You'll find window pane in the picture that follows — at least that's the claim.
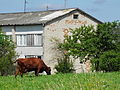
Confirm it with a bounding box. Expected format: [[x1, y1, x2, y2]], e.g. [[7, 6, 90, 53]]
[[27, 34, 34, 46], [16, 35, 20, 46], [34, 34, 43, 46], [25, 55, 36, 58], [16, 35, 27, 46], [23, 35, 27, 46]]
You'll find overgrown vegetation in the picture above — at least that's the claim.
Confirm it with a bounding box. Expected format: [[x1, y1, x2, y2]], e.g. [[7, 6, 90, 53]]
[[55, 55, 74, 73], [92, 50, 120, 72], [59, 21, 120, 72], [0, 72, 120, 90], [0, 28, 16, 76]]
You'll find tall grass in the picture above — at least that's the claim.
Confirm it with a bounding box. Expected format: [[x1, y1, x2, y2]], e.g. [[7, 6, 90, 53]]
[[0, 72, 120, 90]]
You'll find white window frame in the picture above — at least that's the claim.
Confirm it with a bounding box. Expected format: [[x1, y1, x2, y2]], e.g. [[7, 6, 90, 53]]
[[16, 31, 43, 47], [5, 31, 43, 47]]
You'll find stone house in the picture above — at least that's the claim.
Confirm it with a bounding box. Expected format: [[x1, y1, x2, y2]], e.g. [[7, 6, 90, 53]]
[[0, 8, 102, 74]]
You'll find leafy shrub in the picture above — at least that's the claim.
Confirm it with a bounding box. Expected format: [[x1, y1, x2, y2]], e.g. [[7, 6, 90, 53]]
[[92, 50, 120, 72], [55, 55, 74, 73], [0, 28, 16, 76]]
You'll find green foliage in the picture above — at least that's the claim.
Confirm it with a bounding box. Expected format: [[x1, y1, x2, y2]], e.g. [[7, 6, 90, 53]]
[[92, 50, 120, 72], [0, 72, 120, 90], [0, 28, 16, 76], [60, 25, 96, 59], [59, 21, 120, 71], [91, 22, 120, 71], [55, 55, 74, 73]]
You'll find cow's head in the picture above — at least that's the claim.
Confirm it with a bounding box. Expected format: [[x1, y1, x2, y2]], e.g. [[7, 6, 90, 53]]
[[45, 67, 51, 75]]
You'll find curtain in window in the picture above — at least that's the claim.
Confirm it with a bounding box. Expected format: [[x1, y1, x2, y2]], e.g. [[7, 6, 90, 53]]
[[27, 34, 34, 46], [34, 34, 42, 46], [16, 34, 42, 46], [16, 35, 27, 46]]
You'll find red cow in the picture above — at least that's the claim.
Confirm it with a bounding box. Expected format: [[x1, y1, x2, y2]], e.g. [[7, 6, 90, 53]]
[[15, 58, 51, 77]]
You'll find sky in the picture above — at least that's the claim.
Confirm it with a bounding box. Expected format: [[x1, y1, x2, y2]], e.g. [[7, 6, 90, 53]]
[[0, 0, 119, 22]]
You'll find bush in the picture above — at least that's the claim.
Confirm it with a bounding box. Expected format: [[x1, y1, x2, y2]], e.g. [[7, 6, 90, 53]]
[[55, 55, 74, 73], [0, 58, 15, 76], [0, 28, 16, 76], [92, 50, 120, 72]]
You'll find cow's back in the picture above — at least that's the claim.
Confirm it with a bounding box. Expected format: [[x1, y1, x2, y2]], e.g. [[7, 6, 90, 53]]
[[17, 58, 46, 68]]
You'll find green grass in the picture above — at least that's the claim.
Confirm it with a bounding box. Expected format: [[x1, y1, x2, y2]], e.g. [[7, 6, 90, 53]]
[[0, 72, 120, 90]]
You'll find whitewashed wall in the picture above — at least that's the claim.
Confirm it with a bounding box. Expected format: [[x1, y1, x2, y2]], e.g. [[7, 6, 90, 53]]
[[43, 11, 98, 74], [16, 47, 43, 58]]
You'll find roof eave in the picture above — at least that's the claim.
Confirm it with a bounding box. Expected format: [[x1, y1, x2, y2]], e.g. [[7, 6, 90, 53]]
[[46, 8, 103, 25], [0, 23, 45, 26], [75, 8, 103, 24]]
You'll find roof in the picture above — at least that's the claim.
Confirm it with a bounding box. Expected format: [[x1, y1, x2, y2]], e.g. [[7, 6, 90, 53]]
[[0, 8, 102, 26]]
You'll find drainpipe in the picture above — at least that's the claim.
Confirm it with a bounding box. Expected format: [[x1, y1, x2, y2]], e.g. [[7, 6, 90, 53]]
[[12, 26, 16, 43]]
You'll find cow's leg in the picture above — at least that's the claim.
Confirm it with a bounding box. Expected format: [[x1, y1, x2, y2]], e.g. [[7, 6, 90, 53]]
[[35, 70, 38, 76], [20, 71, 23, 77], [15, 69, 19, 78], [18, 67, 24, 77], [15, 66, 20, 78], [35, 68, 40, 76]]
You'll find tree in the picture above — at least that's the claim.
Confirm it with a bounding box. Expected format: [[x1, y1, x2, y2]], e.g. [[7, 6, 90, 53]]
[[59, 21, 120, 72], [0, 28, 16, 76]]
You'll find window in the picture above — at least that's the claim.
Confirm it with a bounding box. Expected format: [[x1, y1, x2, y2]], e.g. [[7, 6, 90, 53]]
[[16, 34, 43, 46], [25, 55, 37, 58], [25, 55, 43, 59], [8, 35, 12, 40], [6, 32, 12, 41], [73, 14, 79, 19], [16, 35, 27, 46], [34, 34, 43, 46]]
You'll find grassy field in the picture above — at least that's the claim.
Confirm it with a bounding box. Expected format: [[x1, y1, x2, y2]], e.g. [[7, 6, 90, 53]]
[[0, 72, 120, 90]]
